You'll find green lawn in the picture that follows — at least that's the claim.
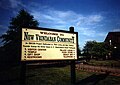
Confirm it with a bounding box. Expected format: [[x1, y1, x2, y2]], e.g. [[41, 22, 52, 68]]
[[0, 64, 120, 85]]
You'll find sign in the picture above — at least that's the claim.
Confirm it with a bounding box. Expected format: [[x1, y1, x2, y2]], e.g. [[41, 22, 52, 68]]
[[21, 28, 78, 61]]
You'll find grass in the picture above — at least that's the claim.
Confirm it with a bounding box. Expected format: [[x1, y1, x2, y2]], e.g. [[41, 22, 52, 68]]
[[0, 64, 120, 85], [26, 66, 71, 85], [98, 75, 120, 85]]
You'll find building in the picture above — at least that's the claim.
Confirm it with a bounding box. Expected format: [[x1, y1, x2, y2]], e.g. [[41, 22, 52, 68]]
[[104, 32, 120, 47], [104, 32, 120, 59]]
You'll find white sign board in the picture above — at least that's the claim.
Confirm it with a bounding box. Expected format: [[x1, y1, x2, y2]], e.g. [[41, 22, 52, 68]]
[[21, 28, 78, 61]]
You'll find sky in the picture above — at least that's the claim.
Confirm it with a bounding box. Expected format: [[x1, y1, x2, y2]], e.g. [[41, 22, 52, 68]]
[[0, 0, 120, 49]]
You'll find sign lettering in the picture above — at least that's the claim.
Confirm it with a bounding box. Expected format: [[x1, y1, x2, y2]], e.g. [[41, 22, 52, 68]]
[[21, 28, 78, 61]]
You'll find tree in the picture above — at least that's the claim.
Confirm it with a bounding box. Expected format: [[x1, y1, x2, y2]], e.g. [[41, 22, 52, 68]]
[[82, 41, 108, 60], [82, 41, 97, 56], [0, 9, 39, 65], [91, 42, 108, 59]]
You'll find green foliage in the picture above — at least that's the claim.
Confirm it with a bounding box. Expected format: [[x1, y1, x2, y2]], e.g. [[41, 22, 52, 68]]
[[92, 42, 108, 58], [0, 9, 39, 64], [82, 41, 108, 59], [82, 41, 97, 56]]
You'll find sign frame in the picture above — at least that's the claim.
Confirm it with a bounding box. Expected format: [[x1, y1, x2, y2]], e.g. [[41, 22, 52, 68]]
[[20, 27, 78, 62]]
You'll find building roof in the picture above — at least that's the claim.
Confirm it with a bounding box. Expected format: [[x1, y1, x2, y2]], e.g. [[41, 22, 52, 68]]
[[104, 32, 120, 46]]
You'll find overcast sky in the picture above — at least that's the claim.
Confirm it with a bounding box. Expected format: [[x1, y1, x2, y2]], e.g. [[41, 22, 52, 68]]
[[0, 0, 120, 48]]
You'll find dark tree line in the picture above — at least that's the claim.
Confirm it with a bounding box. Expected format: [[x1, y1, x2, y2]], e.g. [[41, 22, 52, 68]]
[[82, 40, 120, 60], [82, 41, 108, 60], [0, 9, 39, 65]]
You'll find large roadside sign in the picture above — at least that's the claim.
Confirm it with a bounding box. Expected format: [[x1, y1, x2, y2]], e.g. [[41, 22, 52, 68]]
[[21, 28, 78, 61]]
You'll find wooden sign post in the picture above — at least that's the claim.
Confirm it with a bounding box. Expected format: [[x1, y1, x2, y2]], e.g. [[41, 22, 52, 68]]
[[70, 27, 76, 84], [20, 62, 26, 85]]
